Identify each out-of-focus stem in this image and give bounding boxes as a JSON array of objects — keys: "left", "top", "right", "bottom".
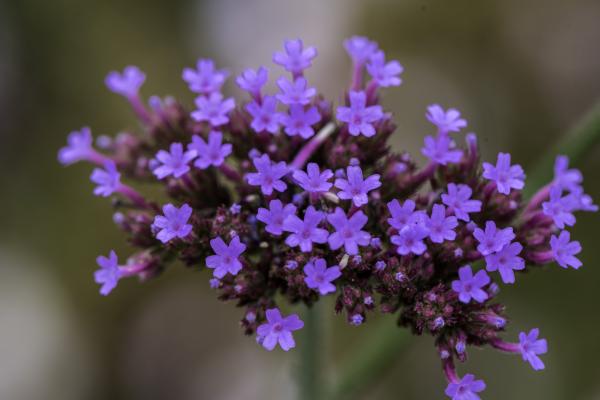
[
  {"left": 291, "top": 122, "right": 337, "bottom": 169},
  {"left": 298, "top": 303, "right": 322, "bottom": 400}
]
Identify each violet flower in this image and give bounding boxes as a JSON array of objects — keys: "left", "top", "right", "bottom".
[
  {"left": 206, "top": 235, "right": 247, "bottom": 278},
  {"left": 293, "top": 162, "right": 333, "bottom": 193},
  {"left": 246, "top": 96, "right": 281, "bottom": 134},
  {"left": 276, "top": 76, "right": 316, "bottom": 105},
  {"left": 421, "top": 134, "right": 463, "bottom": 165},
  {"left": 105, "top": 66, "right": 145, "bottom": 98},
  {"left": 542, "top": 185, "right": 577, "bottom": 229},
  {"left": 391, "top": 224, "right": 429, "bottom": 256},
  {"left": 445, "top": 374, "right": 486, "bottom": 400},
  {"left": 58, "top": 127, "right": 106, "bottom": 166},
  {"left": 257, "top": 199, "right": 297, "bottom": 236},
  {"left": 189, "top": 131, "right": 232, "bottom": 169},
  {"left": 485, "top": 242, "right": 525, "bottom": 284},
  {"left": 473, "top": 221, "right": 515, "bottom": 256},
  {"left": 152, "top": 203, "right": 193, "bottom": 243},
  {"left": 336, "top": 91, "right": 384, "bottom": 137},
  {"left": 327, "top": 208, "right": 371, "bottom": 255},
  {"left": 442, "top": 183, "right": 482, "bottom": 222},
  {"left": 550, "top": 230, "right": 582, "bottom": 269},
  {"left": 256, "top": 308, "right": 304, "bottom": 351},
  {"left": 518, "top": 329, "right": 548, "bottom": 371},
  {"left": 366, "top": 50, "right": 403, "bottom": 87},
  {"left": 191, "top": 93, "right": 235, "bottom": 126},
  {"left": 482, "top": 152, "right": 525, "bottom": 195},
  {"left": 246, "top": 154, "right": 288, "bottom": 195},
  {"left": 182, "top": 59, "right": 228, "bottom": 95},
  {"left": 282, "top": 206, "right": 328, "bottom": 252},
  {"left": 426, "top": 104, "right": 467, "bottom": 135},
  {"left": 272, "top": 39, "right": 317, "bottom": 77},
  {"left": 95, "top": 250, "right": 121, "bottom": 296},
  {"left": 425, "top": 204, "right": 458, "bottom": 243},
  {"left": 90, "top": 160, "right": 121, "bottom": 197},
  {"left": 153, "top": 143, "right": 197, "bottom": 179},
  {"left": 280, "top": 105, "right": 321, "bottom": 138},
  {"left": 335, "top": 166, "right": 381, "bottom": 207},
  {"left": 236, "top": 66, "right": 269, "bottom": 99},
  {"left": 553, "top": 155, "right": 582, "bottom": 192},
  {"left": 303, "top": 258, "right": 341, "bottom": 295},
  {"left": 344, "top": 36, "right": 378, "bottom": 65},
  {"left": 451, "top": 265, "right": 490, "bottom": 304}
]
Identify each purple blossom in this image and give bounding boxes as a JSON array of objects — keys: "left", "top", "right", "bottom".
[
  {"left": 451, "top": 265, "right": 490, "bottom": 304},
  {"left": 485, "top": 242, "right": 525, "bottom": 284},
  {"left": 426, "top": 104, "right": 467, "bottom": 135},
  {"left": 272, "top": 39, "right": 317, "bottom": 76},
  {"left": 518, "top": 328, "right": 548, "bottom": 371},
  {"left": 387, "top": 199, "right": 425, "bottom": 230},
  {"left": 152, "top": 203, "right": 193, "bottom": 243},
  {"left": 442, "top": 183, "right": 482, "bottom": 222},
  {"left": 58, "top": 127, "right": 103, "bottom": 165},
  {"left": 553, "top": 155, "right": 582, "bottom": 192},
  {"left": 327, "top": 208, "right": 371, "bottom": 255},
  {"left": 336, "top": 91, "right": 384, "bottom": 137},
  {"left": 482, "top": 152, "right": 525, "bottom": 195},
  {"left": 391, "top": 224, "right": 429, "bottom": 256},
  {"left": 335, "top": 166, "right": 381, "bottom": 207},
  {"left": 303, "top": 258, "right": 341, "bottom": 295},
  {"left": 366, "top": 50, "right": 403, "bottom": 87},
  {"left": 445, "top": 374, "right": 486, "bottom": 400},
  {"left": 153, "top": 142, "right": 197, "bottom": 179},
  {"left": 569, "top": 187, "right": 599, "bottom": 212},
  {"left": 206, "top": 235, "right": 247, "bottom": 278},
  {"left": 280, "top": 105, "right": 321, "bottom": 138},
  {"left": 91, "top": 160, "right": 121, "bottom": 197},
  {"left": 542, "top": 185, "right": 577, "bottom": 229},
  {"left": 95, "top": 250, "right": 121, "bottom": 296},
  {"left": 350, "top": 314, "right": 364, "bottom": 326},
  {"left": 256, "top": 308, "right": 304, "bottom": 351},
  {"left": 105, "top": 66, "right": 145, "bottom": 98},
  {"left": 236, "top": 66, "right": 269, "bottom": 98},
  {"left": 257, "top": 199, "right": 297, "bottom": 236},
  {"left": 189, "top": 131, "right": 232, "bottom": 169},
  {"left": 421, "top": 135, "right": 463, "bottom": 165},
  {"left": 293, "top": 162, "right": 333, "bottom": 193},
  {"left": 276, "top": 77, "right": 316, "bottom": 105},
  {"left": 182, "top": 59, "right": 228, "bottom": 95},
  {"left": 246, "top": 154, "right": 288, "bottom": 195},
  {"left": 473, "top": 221, "right": 515, "bottom": 256},
  {"left": 344, "top": 36, "right": 378, "bottom": 64},
  {"left": 245, "top": 96, "right": 281, "bottom": 134},
  {"left": 425, "top": 204, "right": 458, "bottom": 243},
  {"left": 191, "top": 93, "right": 235, "bottom": 127},
  {"left": 282, "top": 206, "right": 328, "bottom": 252},
  {"left": 550, "top": 230, "right": 582, "bottom": 269}
]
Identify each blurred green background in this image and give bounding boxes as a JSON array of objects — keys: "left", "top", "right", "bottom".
[{"left": 1, "top": 0, "right": 599, "bottom": 399}]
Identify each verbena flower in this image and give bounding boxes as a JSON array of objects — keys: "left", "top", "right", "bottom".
[
  {"left": 336, "top": 91, "right": 383, "bottom": 137},
  {"left": 451, "top": 265, "right": 490, "bottom": 304},
  {"left": 182, "top": 59, "right": 228, "bottom": 95},
  {"left": 95, "top": 250, "right": 121, "bottom": 296},
  {"left": 236, "top": 66, "right": 269, "bottom": 100},
  {"left": 421, "top": 134, "right": 463, "bottom": 165},
  {"left": 327, "top": 208, "right": 371, "bottom": 255},
  {"left": 344, "top": 36, "right": 378, "bottom": 65},
  {"left": 276, "top": 77, "right": 316, "bottom": 105},
  {"left": 58, "top": 127, "right": 106, "bottom": 166},
  {"left": 391, "top": 223, "right": 429, "bottom": 255},
  {"left": 257, "top": 199, "right": 297, "bottom": 236},
  {"left": 105, "top": 66, "right": 145, "bottom": 98},
  {"left": 91, "top": 160, "right": 121, "bottom": 197},
  {"left": 189, "top": 131, "right": 232, "bottom": 169},
  {"left": 550, "top": 230, "right": 582, "bottom": 269},
  {"left": 442, "top": 183, "right": 482, "bottom": 222},
  {"left": 303, "top": 258, "right": 341, "bottom": 295},
  {"left": 256, "top": 308, "right": 304, "bottom": 351},
  {"left": 246, "top": 96, "right": 281, "bottom": 134},
  {"left": 482, "top": 152, "right": 525, "bottom": 195},
  {"left": 542, "top": 185, "right": 577, "bottom": 229},
  {"left": 280, "top": 105, "right": 321, "bottom": 138},
  {"left": 272, "top": 39, "right": 317, "bottom": 77},
  {"left": 485, "top": 241, "right": 525, "bottom": 284},
  {"left": 246, "top": 154, "right": 288, "bottom": 195},
  {"left": 191, "top": 92, "right": 235, "bottom": 126},
  {"left": 282, "top": 206, "right": 328, "bottom": 252},
  {"left": 152, "top": 203, "right": 193, "bottom": 243},
  {"left": 153, "top": 142, "right": 197, "bottom": 179},
  {"left": 445, "top": 374, "right": 486, "bottom": 400},
  {"left": 426, "top": 104, "right": 467, "bottom": 135},
  {"left": 366, "top": 50, "right": 403, "bottom": 87},
  {"left": 335, "top": 166, "right": 381, "bottom": 207},
  {"left": 206, "top": 235, "right": 247, "bottom": 278},
  {"left": 292, "top": 163, "right": 333, "bottom": 193},
  {"left": 473, "top": 221, "right": 515, "bottom": 256},
  {"left": 518, "top": 329, "right": 548, "bottom": 371}
]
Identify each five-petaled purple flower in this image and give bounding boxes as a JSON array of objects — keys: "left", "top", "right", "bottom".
[
  {"left": 451, "top": 265, "right": 490, "bottom": 304},
  {"left": 485, "top": 242, "right": 525, "bottom": 284},
  {"left": 280, "top": 105, "right": 321, "bottom": 138},
  {"left": 303, "top": 258, "right": 341, "bottom": 295},
  {"left": 542, "top": 185, "right": 577, "bottom": 229},
  {"left": 473, "top": 221, "right": 515, "bottom": 256},
  {"left": 256, "top": 308, "right": 304, "bottom": 351},
  {"left": 387, "top": 199, "right": 424, "bottom": 230},
  {"left": 191, "top": 93, "right": 235, "bottom": 126},
  {"left": 483, "top": 152, "right": 525, "bottom": 195},
  {"left": 257, "top": 199, "right": 297, "bottom": 236},
  {"left": 152, "top": 203, "right": 193, "bottom": 243},
  {"left": 425, "top": 204, "right": 458, "bottom": 243},
  {"left": 182, "top": 59, "right": 228, "bottom": 95},
  {"left": 335, "top": 166, "right": 381, "bottom": 207},
  {"left": 95, "top": 250, "right": 121, "bottom": 296},
  {"left": 327, "top": 208, "right": 371, "bottom": 255},
  {"left": 553, "top": 155, "right": 582, "bottom": 192},
  {"left": 153, "top": 142, "right": 197, "bottom": 179},
  {"left": 273, "top": 39, "right": 317, "bottom": 77},
  {"left": 518, "top": 328, "right": 547, "bottom": 371},
  {"left": 421, "top": 134, "right": 463, "bottom": 165},
  {"left": 246, "top": 96, "right": 281, "bottom": 134},
  {"left": 58, "top": 127, "right": 105, "bottom": 166},
  {"left": 206, "top": 235, "right": 247, "bottom": 278},
  {"left": 366, "top": 50, "right": 403, "bottom": 87},
  {"left": 276, "top": 77, "right": 316, "bottom": 105},
  {"left": 105, "top": 66, "right": 145, "bottom": 98},
  {"left": 550, "top": 230, "right": 582, "bottom": 269},
  {"left": 344, "top": 36, "right": 378, "bottom": 65},
  {"left": 189, "top": 131, "right": 232, "bottom": 169},
  {"left": 445, "top": 374, "right": 486, "bottom": 400},
  {"left": 293, "top": 162, "right": 333, "bottom": 193},
  {"left": 236, "top": 66, "right": 269, "bottom": 100},
  {"left": 426, "top": 104, "right": 467, "bottom": 135},
  {"left": 246, "top": 154, "right": 288, "bottom": 195},
  {"left": 282, "top": 206, "right": 328, "bottom": 252},
  {"left": 442, "top": 183, "right": 482, "bottom": 222},
  {"left": 391, "top": 224, "right": 429, "bottom": 256},
  {"left": 336, "top": 91, "right": 384, "bottom": 137},
  {"left": 91, "top": 160, "right": 121, "bottom": 197}
]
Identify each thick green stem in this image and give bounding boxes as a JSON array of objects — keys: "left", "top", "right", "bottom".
[{"left": 298, "top": 304, "right": 322, "bottom": 400}]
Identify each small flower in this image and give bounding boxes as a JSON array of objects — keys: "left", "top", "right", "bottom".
[
  {"left": 293, "top": 162, "right": 333, "bottom": 193},
  {"left": 451, "top": 265, "right": 490, "bottom": 304},
  {"left": 285, "top": 260, "right": 298, "bottom": 270},
  {"left": 206, "top": 235, "right": 247, "bottom": 278},
  {"left": 485, "top": 242, "right": 525, "bottom": 284},
  {"left": 182, "top": 59, "right": 228, "bottom": 95},
  {"left": 366, "top": 50, "right": 403, "bottom": 87},
  {"left": 445, "top": 374, "right": 486, "bottom": 400},
  {"left": 257, "top": 199, "right": 297, "bottom": 236},
  {"left": 191, "top": 93, "right": 235, "bottom": 127},
  {"left": 327, "top": 208, "right": 371, "bottom": 255},
  {"left": 395, "top": 271, "right": 405, "bottom": 281},
  {"left": 246, "top": 154, "right": 288, "bottom": 195},
  {"left": 425, "top": 204, "right": 458, "bottom": 243},
  {"left": 256, "top": 308, "right": 304, "bottom": 351},
  {"left": 245, "top": 96, "right": 281, "bottom": 134},
  {"left": 276, "top": 77, "right": 316, "bottom": 105},
  {"left": 426, "top": 104, "right": 467, "bottom": 135},
  {"left": 542, "top": 185, "right": 578, "bottom": 229},
  {"left": 387, "top": 199, "right": 425, "bottom": 230},
  {"left": 58, "top": 127, "right": 97, "bottom": 165},
  {"left": 303, "top": 258, "right": 341, "bottom": 295},
  {"left": 335, "top": 166, "right": 381, "bottom": 207},
  {"left": 229, "top": 203, "right": 241, "bottom": 214},
  {"left": 272, "top": 39, "right": 317, "bottom": 76},
  {"left": 473, "top": 221, "right": 515, "bottom": 256},
  {"left": 95, "top": 250, "right": 121, "bottom": 296},
  {"left": 236, "top": 66, "right": 269, "bottom": 98},
  {"left": 189, "top": 131, "right": 232, "bottom": 169},
  {"left": 105, "top": 66, "right": 145, "bottom": 97},
  {"left": 282, "top": 206, "right": 329, "bottom": 252},
  {"left": 336, "top": 91, "right": 384, "bottom": 137},
  {"left": 344, "top": 36, "right": 378, "bottom": 64},
  {"left": 569, "top": 187, "right": 598, "bottom": 212},
  {"left": 553, "top": 155, "right": 582, "bottom": 192},
  {"left": 350, "top": 314, "right": 364, "bottom": 326},
  {"left": 152, "top": 203, "right": 193, "bottom": 243},
  {"left": 391, "top": 224, "right": 429, "bottom": 256},
  {"left": 280, "top": 105, "right": 321, "bottom": 138},
  {"left": 518, "top": 328, "right": 548, "bottom": 371},
  {"left": 550, "top": 230, "right": 582, "bottom": 269},
  {"left": 482, "top": 152, "right": 525, "bottom": 195},
  {"left": 441, "top": 183, "right": 482, "bottom": 222},
  {"left": 152, "top": 142, "right": 197, "bottom": 179},
  {"left": 91, "top": 160, "right": 121, "bottom": 197},
  {"left": 421, "top": 135, "right": 463, "bottom": 165},
  {"left": 209, "top": 278, "right": 220, "bottom": 289}
]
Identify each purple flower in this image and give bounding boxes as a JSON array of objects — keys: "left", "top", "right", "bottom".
[
  {"left": 95, "top": 250, "right": 121, "bottom": 296},
  {"left": 569, "top": 187, "right": 598, "bottom": 212},
  {"left": 245, "top": 96, "right": 281, "bottom": 134},
  {"left": 553, "top": 155, "right": 582, "bottom": 192},
  {"left": 391, "top": 224, "right": 429, "bottom": 256},
  {"left": 387, "top": 199, "right": 425, "bottom": 230},
  {"left": 105, "top": 66, "right": 145, "bottom": 98},
  {"left": 257, "top": 199, "right": 297, "bottom": 236},
  {"left": 152, "top": 203, "right": 193, "bottom": 243},
  {"left": 336, "top": 91, "right": 383, "bottom": 137},
  {"left": 426, "top": 104, "right": 467, "bottom": 135},
  {"left": 236, "top": 66, "right": 269, "bottom": 99},
  {"left": 280, "top": 105, "right": 321, "bottom": 138},
  {"left": 485, "top": 242, "right": 525, "bottom": 284},
  {"left": 91, "top": 160, "right": 121, "bottom": 197},
  {"left": 327, "top": 208, "right": 371, "bottom": 255},
  {"left": 282, "top": 206, "right": 329, "bottom": 252},
  {"left": 425, "top": 204, "right": 458, "bottom": 243},
  {"left": 542, "top": 185, "right": 578, "bottom": 229},
  {"left": 442, "top": 183, "right": 482, "bottom": 222},
  {"left": 256, "top": 308, "right": 304, "bottom": 351},
  {"left": 473, "top": 221, "right": 515, "bottom": 256},
  {"left": 366, "top": 50, "right": 403, "bottom": 87},
  {"left": 350, "top": 314, "right": 364, "bottom": 326},
  {"left": 344, "top": 36, "right": 378, "bottom": 64},
  {"left": 451, "top": 265, "right": 490, "bottom": 304},
  {"left": 293, "top": 162, "right": 333, "bottom": 193},
  {"left": 276, "top": 77, "right": 316, "bottom": 105},
  {"left": 303, "top": 258, "right": 341, "bottom": 295},
  {"left": 445, "top": 374, "right": 486, "bottom": 400},
  {"left": 182, "top": 59, "right": 228, "bottom": 95},
  {"left": 191, "top": 93, "right": 235, "bottom": 127},
  {"left": 273, "top": 39, "right": 317, "bottom": 76},
  {"left": 518, "top": 328, "right": 548, "bottom": 371},
  {"left": 189, "top": 131, "right": 232, "bottom": 169},
  {"left": 206, "top": 235, "right": 247, "bottom": 278},
  {"left": 550, "top": 230, "right": 582, "bottom": 269},
  {"left": 153, "top": 142, "right": 197, "bottom": 179},
  {"left": 483, "top": 152, "right": 525, "bottom": 195},
  {"left": 58, "top": 127, "right": 103, "bottom": 165},
  {"left": 335, "top": 166, "right": 381, "bottom": 207},
  {"left": 421, "top": 135, "right": 463, "bottom": 165},
  {"left": 246, "top": 154, "right": 288, "bottom": 195}
]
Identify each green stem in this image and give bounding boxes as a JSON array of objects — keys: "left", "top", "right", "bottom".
[{"left": 298, "top": 304, "right": 322, "bottom": 400}]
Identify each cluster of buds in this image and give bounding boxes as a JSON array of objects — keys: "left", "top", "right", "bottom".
[{"left": 58, "top": 36, "right": 596, "bottom": 399}]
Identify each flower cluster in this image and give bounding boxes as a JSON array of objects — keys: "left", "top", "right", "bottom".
[{"left": 59, "top": 36, "right": 596, "bottom": 398}]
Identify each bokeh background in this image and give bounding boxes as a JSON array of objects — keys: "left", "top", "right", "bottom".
[{"left": 1, "top": 0, "right": 600, "bottom": 399}]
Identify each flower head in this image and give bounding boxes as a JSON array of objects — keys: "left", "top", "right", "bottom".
[
  {"left": 293, "top": 162, "right": 333, "bottom": 193},
  {"left": 153, "top": 142, "right": 197, "bottom": 179},
  {"left": 282, "top": 206, "right": 328, "bottom": 252},
  {"left": 246, "top": 96, "right": 281, "bottom": 134},
  {"left": 335, "top": 166, "right": 381, "bottom": 207},
  {"left": 105, "top": 66, "right": 145, "bottom": 98},
  {"left": 518, "top": 328, "right": 548, "bottom": 371},
  {"left": 206, "top": 235, "right": 247, "bottom": 278},
  {"left": 281, "top": 105, "right": 321, "bottom": 138},
  {"left": 550, "top": 230, "right": 582, "bottom": 269},
  {"left": 421, "top": 134, "right": 463, "bottom": 165},
  {"left": 257, "top": 199, "right": 297, "bottom": 236},
  {"left": 327, "top": 208, "right": 371, "bottom": 255},
  {"left": 425, "top": 204, "right": 458, "bottom": 243},
  {"left": 336, "top": 91, "right": 384, "bottom": 137},
  {"left": 276, "top": 77, "right": 316, "bottom": 105},
  {"left": 58, "top": 127, "right": 97, "bottom": 165},
  {"left": 483, "top": 153, "right": 525, "bottom": 195},
  {"left": 189, "top": 131, "right": 232, "bottom": 169},
  {"left": 445, "top": 374, "right": 486, "bottom": 400},
  {"left": 426, "top": 104, "right": 467, "bottom": 135},
  {"left": 473, "top": 221, "right": 515, "bottom": 256},
  {"left": 542, "top": 185, "right": 578, "bottom": 229},
  {"left": 442, "top": 183, "right": 482, "bottom": 222},
  {"left": 366, "top": 50, "right": 403, "bottom": 87},
  {"left": 303, "top": 258, "right": 341, "bottom": 295},
  {"left": 485, "top": 242, "right": 525, "bottom": 284},
  {"left": 272, "top": 39, "right": 317, "bottom": 76},
  {"left": 246, "top": 154, "right": 288, "bottom": 195},
  {"left": 91, "top": 160, "right": 121, "bottom": 197},
  {"left": 236, "top": 66, "right": 269, "bottom": 98},
  {"left": 152, "top": 203, "right": 193, "bottom": 243},
  {"left": 256, "top": 308, "right": 304, "bottom": 351},
  {"left": 182, "top": 59, "right": 228, "bottom": 95},
  {"left": 191, "top": 93, "right": 235, "bottom": 126},
  {"left": 95, "top": 250, "right": 121, "bottom": 296},
  {"left": 344, "top": 36, "right": 378, "bottom": 64},
  {"left": 451, "top": 265, "right": 490, "bottom": 304}
]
